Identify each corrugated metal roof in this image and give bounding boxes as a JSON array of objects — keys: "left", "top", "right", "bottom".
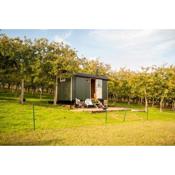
[{"left": 74, "top": 73, "right": 109, "bottom": 80}]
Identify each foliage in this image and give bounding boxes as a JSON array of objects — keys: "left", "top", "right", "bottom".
[
  {"left": 108, "top": 66, "right": 175, "bottom": 111},
  {"left": 0, "top": 34, "right": 175, "bottom": 110}
]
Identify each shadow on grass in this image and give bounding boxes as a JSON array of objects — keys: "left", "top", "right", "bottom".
[
  {"left": 26, "top": 101, "right": 65, "bottom": 109},
  {"left": 0, "top": 138, "right": 65, "bottom": 146},
  {"left": 0, "top": 96, "right": 59, "bottom": 109},
  {"left": 0, "top": 97, "right": 17, "bottom": 101}
]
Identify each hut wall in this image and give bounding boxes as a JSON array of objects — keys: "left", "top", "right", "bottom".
[
  {"left": 58, "top": 78, "right": 71, "bottom": 101},
  {"left": 74, "top": 77, "right": 91, "bottom": 100}
]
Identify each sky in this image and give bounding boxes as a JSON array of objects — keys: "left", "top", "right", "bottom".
[{"left": 1, "top": 29, "right": 175, "bottom": 70}]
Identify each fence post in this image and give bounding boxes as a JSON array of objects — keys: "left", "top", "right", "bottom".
[
  {"left": 32, "top": 104, "right": 35, "bottom": 130},
  {"left": 105, "top": 108, "right": 108, "bottom": 124}
]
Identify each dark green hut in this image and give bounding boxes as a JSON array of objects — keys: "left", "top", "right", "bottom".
[{"left": 58, "top": 73, "right": 108, "bottom": 104}]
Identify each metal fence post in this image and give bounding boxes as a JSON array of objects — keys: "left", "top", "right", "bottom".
[{"left": 105, "top": 109, "right": 107, "bottom": 124}]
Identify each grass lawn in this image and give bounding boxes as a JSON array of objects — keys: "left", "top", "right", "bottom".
[{"left": 0, "top": 91, "right": 175, "bottom": 145}]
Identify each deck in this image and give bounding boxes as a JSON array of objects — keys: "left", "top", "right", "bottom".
[{"left": 72, "top": 107, "right": 130, "bottom": 113}]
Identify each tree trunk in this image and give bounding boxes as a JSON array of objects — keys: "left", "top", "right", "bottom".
[
  {"left": 160, "top": 97, "right": 164, "bottom": 112},
  {"left": 20, "top": 79, "right": 24, "bottom": 104},
  {"left": 152, "top": 98, "right": 155, "bottom": 107},
  {"left": 15, "top": 84, "right": 19, "bottom": 97},
  {"left": 128, "top": 96, "right": 131, "bottom": 105},
  {"left": 27, "top": 87, "right": 30, "bottom": 93},
  {"left": 145, "top": 96, "right": 148, "bottom": 112},
  {"left": 172, "top": 100, "right": 175, "bottom": 111},
  {"left": 40, "top": 87, "right": 43, "bottom": 100},
  {"left": 32, "top": 88, "right": 35, "bottom": 95},
  {"left": 143, "top": 88, "right": 148, "bottom": 112},
  {"left": 11, "top": 85, "right": 14, "bottom": 93},
  {"left": 2, "top": 83, "right": 5, "bottom": 90},
  {"left": 8, "top": 83, "right": 11, "bottom": 89},
  {"left": 53, "top": 76, "right": 58, "bottom": 105}
]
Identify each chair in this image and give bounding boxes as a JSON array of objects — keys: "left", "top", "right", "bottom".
[
  {"left": 75, "top": 98, "right": 84, "bottom": 108},
  {"left": 85, "top": 98, "right": 95, "bottom": 108}
]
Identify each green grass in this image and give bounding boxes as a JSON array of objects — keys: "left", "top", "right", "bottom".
[{"left": 0, "top": 91, "right": 175, "bottom": 145}]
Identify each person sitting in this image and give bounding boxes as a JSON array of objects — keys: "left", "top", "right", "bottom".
[{"left": 96, "top": 100, "right": 105, "bottom": 109}]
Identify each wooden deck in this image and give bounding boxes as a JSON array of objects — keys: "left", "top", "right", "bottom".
[{"left": 72, "top": 107, "right": 130, "bottom": 113}]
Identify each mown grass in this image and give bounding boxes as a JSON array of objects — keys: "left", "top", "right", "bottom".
[{"left": 0, "top": 91, "right": 175, "bottom": 145}]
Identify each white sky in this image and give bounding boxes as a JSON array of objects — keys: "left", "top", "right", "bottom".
[{"left": 87, "top": 30, "right": 175, "bottom": 70}]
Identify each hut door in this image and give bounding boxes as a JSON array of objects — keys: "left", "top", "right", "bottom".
[
  {"left": 96, "top": 79, "right": 102, "bottom": 99},
  {"left": 91, "top": 79, "right": 96, "bottom": 98}
]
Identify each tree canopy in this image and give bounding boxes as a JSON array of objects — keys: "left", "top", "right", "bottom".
[{"left": 0, "top": 34, "right": 175, "bottom": 111}]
